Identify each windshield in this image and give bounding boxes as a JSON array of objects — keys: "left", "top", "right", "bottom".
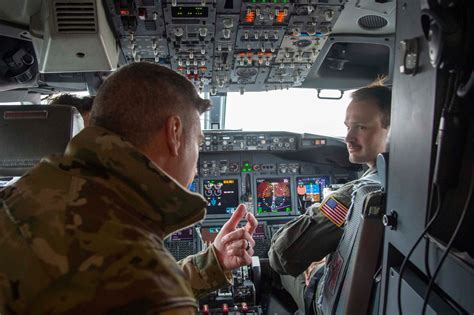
[{"left": 225, "top": 89, "right": 352, "bottom": 138}]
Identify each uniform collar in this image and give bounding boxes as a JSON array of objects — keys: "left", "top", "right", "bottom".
[
  {"left": 362, "top": 166, "right": 377, "bottom": 177},
  {"left": 46, "top": 126, "right": 207, "bottom": 238}
]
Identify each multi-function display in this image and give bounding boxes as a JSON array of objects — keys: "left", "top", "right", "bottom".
[
  {"left": 256, "top": 177, "right": 292, "bottom": 215},
  {"left": 202, "top": 179, "right": 240, "bottom": 216}
]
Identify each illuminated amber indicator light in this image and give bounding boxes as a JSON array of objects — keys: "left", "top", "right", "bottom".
[
  {"left": 223, "top": 180, "right": 235, "bottom": 184},
  {"left": 276, "top": 10, "right": 286, "bottom": 23},
  {"left": 245, "top": 9, "right": 256, "bottom": 23}
]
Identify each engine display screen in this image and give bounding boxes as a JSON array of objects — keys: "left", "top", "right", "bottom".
[
  {"left": 170, "top": 227, "right": 194, "bottom": 241},
  {"left": 256, "top": 177, "right": 292, "bottom": 215},
  {"left": 203, "top": 179, "right": 239, "bottom": 216},
  {"left": 296, "top": 176, "right": 330, "bottom": 213}
]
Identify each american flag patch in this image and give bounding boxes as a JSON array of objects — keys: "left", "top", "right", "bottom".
[{"left": 320, "top": 196, "right": 348, "bottom": 227}]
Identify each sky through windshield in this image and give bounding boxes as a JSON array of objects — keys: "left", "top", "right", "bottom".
[{"left": 225, "top": 89, "right": 353, "bottom": 138}]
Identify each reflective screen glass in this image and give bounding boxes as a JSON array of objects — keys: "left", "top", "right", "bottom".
[
  {"left": 256, "top": 177, "right": 292, "bottom": 215},
  {"left": 202, "top": 179, "right": 239, "bottom": 215}
]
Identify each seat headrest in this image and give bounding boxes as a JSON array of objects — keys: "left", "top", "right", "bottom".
[
  {"left": 0, "top": 105, "right": 84, "bottom": 176},
  {"left": 376, "top": 152, "right": 389, "bottom": 190}
]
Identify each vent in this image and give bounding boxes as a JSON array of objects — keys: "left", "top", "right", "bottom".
[
  {"left": 54, "top": 1, "right": 97, "bottom": 33},
  {"left": 358, "top": 15, "right": 388, "bottom": 30}
]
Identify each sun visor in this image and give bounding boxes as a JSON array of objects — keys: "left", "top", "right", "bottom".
[{"left": 301, "top": 35, "right": 394, "bottom": 90}]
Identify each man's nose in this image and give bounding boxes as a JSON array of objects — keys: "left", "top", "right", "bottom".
[{"left": 345, "top": 128, "right": 355, "bottom": 143}]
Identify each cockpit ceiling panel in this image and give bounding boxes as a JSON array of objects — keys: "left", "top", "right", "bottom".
[{"left": 0, "top": 0, "right": 395, "bottom": 93}]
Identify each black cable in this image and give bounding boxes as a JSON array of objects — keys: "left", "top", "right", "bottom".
[
  {"left": 423, "top": 184, "right": 441, "bottom": 279},
  {"left": 457, "top": 71, "right": 474, "bottom": 98},
  {"left": 423, "top": 71, "right": 457, "bottom": 279},
  {"left": 421, "top": 180, "right": 473, "bottom": 314},
  {"left": 396, "top": 184, "right": 443, "bottom": 315}
]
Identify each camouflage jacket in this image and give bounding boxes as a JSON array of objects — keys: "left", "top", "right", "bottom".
[
  {"left": 268, "top": 168, "right": 379, "bottom": 277},
  {"left": 0, "top": 126, "right": 232, "bottom": 315}
]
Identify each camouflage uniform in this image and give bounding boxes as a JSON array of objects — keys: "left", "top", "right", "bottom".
[
  {"left": 0, "top": 126, "right": 232, "bottom": 315},
  {"left": 268, "top": 168, "right": 378, "bottom": 311}
]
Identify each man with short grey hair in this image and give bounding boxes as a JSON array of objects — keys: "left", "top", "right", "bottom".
[{"left": 0, "top": 62, "right": 257, "bottom": 314}]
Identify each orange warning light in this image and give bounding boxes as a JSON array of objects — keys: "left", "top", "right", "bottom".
[
  {"left": 276, "top": 10, "right": 286, "bottom": 23},
  {"left": 245, "top": 10, "right": 256, "bottom": 23}
]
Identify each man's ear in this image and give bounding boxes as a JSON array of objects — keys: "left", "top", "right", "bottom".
[{"left": 165, "top": 115, "right": 183, "bottom": 157}]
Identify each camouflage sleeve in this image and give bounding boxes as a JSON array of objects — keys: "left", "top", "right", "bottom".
[
  {"left": 268, "top": 184, "right": 353, "bottom": 277},
  {"left": 178, "top": 244, "right": 233, "bottom": 299}
]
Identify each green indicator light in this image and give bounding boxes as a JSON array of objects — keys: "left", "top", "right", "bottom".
[
  {"left": 243, "top": 169, "right": 247, "bottom": 172},
  {"left": 245, "top": 163, "right": 249, "bottom": 166},
  {"left": 247, "top": 168, "right": 252, "bottom": 172}
]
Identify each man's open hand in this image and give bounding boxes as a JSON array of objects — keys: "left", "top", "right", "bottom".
[{"left": 213, "top": 204, "right": 258, "bottom": 271}]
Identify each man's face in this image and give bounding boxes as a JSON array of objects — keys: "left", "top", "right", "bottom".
[
  {"left": 344, "top": 100, "right": 389, "bottom": 167},
  {"left": 175, "top": 109, "right": 203, "bottom": 187}
]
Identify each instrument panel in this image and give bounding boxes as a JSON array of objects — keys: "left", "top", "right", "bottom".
[
  {"left": 165, "top": 130, "right": 357, "bottom": 258},
  {"left": 162, "top": 130, "right": 357, "bottom": 313},
  {"left": 105, "top": 0, "right": 344, "bottom": 94}
]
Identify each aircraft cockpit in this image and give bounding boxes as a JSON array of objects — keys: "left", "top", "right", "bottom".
[{"left": 0, "top": 0, "right": 472, "bottom": 314}]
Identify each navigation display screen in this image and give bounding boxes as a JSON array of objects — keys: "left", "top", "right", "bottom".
[
  {"left": 296, "top": 176, "right": 330, "bottom": 213},
  {"left": 256, "top": 177, "right": 292, "bottom": 215},
  {"left": 202, "top": 179, "right": 239, "bottom": 216},
  {"left": 170, "top": 227, "right": 194, "bottom": 241}
]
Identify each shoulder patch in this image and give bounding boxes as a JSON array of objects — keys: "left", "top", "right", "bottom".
[{"left": 320, "top": 196, "right": 348, "bottom": 227}]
